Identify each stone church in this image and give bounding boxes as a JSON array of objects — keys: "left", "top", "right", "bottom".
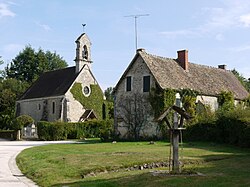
[{"left": 16, "top": 33, "right": 103, "bottom": 122}]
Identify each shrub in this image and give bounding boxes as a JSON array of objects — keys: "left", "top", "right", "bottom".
[
  {"left": 37, "top": 119, "right": 114, "bottom": 141},
  {"left": 14, "top": 115, "right": 34, "bottom": 130},
  {"left": 185, "top": 107, "right": 250, "bottom": 147}
]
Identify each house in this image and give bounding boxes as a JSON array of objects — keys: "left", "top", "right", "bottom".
[
  {"left": 16, "top": 33, "right": 104, "bottom": 122},
  {"left": 113, "top": 49, "right": 249, "bottom": 139}
]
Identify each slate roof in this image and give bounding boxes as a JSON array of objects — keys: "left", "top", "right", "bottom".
[
  {"left": 116, "top": 50, "right": 249, "bottom": 100},
  {"left": 19, "top": 67, "right": 79, "bottom": 100}
]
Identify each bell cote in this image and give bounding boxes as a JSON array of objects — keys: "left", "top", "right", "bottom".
[{"left": 74, "top": 33, "right": 92, "bottom": 73}]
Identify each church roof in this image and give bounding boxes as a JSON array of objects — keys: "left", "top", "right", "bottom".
[
  {"left": 19, "top": 67, "right": 79, "bottom": 100},
  {"left": 115, "top": 50, "right": 249, "bottom": 100}
]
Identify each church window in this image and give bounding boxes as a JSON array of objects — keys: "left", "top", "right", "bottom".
[
  {"left": 126, "top": 76, "right": 132, "bottom": 92},
  {"left": 38, "top": 104, "right": 41, "bottom": 110},
  {"left": 83, "top": 86, "right": 90, "bottom": 96},
  {"left": 52, "top": 102, "right": 55, "bottom": 114},
  {"left": 143, "top": 75, "right": 150, "bottom": 92}
]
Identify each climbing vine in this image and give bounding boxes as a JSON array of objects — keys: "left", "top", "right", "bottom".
[
  {"left": 149, "top": 86, "right": 176, "bottom": 135},
  {"left": 70, "top": 83, "right": 104, "bottom": 119},
  {"left": 218, "top": 91, "right": 234, "bottom": 111},
  {"left": 179, "top": 89, "right": 199, "bottom": 119}
]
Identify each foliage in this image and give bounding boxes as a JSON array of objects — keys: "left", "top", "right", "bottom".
[
  {"left": 0, "top": 56, "right": 4, "bottom": 79},
  {"left": 104, "top": 87, "right": 114, "bottom": 102},
  {"left": 217, "top": 91, "right": 235, "bottom": 111},
  {"left": 14, "top": 115, "right": 34, "bottom": 130},
  {"left": 37, "top": 119, "right": 113, "bottom": 141},
  {"left": 5, "top": 45, "right": 68, "bottom": 83},
  {"left": 103, "top": 100, "right": 114, "bottom": 119},
  {"left": 232, "top": 69, "right": 250, "bottom": 92},
  {"left": 0, "top": 78, "right": 29, "bottom": 129},
  {"left": 70, "top": 83, "right": 104, "bottom": 119},
  {"left": 185, "top": 107, "right": 250, "bottom": 147},
  {"left": 149, "top": 87, "right": 176, "bottom": 136},
  {"left": 243, "top": 95, "right": 250, "bottom": 108},
  {"left": 17, "top": 141, "right": 250, "bottom": 187}
]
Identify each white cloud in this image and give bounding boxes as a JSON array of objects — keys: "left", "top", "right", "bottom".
[
  {"left": 160, "top": 29, "right": 199, "bottom": 38},
  {"left": 239, "top": 14, "right": 250, "bottom": 27},
  {"left": 0, "top": 3, "right": 15, "bottom": 18},
  {"left": 160, "top": 0, "right": 250, "bottom": 39},
  {"left": 35, "top": 22, "right": 52, "bottom": 31}
]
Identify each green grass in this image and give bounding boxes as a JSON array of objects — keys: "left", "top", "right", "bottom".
[{"left": 16, "top": 140, "right": 250, "bottom": 187}]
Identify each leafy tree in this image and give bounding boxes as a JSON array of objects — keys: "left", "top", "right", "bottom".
[
  {"left": 5, "top": 45, "right": 68, "bottom": 83},
  {"left": 0, "top": 56, "right": 4, "bottom": 79},
  {"left": 232, "top": 69, "right": 250, "bottom": 92},
  {"left": 104, "top": 87, "right": 114, "bottom": 102},
  {"left": 0, "top": 79, "right": 29, "bottom": 129}
]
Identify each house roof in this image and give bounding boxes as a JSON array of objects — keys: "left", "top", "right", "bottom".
[
  {"left": 115, "top": 50, "right": 249, "bottom": 100},
  {"left": 19, "top": 67, "right": 79, "bottom": 100}
]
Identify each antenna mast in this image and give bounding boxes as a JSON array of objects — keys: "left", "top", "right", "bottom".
[{"left": 125, "top": 14, "right": 149, "bottom": 51}]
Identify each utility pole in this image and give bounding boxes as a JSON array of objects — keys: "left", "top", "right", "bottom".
[{"left": 125, "top": 14, "right": 149, "bottom": 51}]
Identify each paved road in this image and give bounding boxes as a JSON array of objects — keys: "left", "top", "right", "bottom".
[{"left": 0, "top": 139, "right": 75, "bottom": 187}]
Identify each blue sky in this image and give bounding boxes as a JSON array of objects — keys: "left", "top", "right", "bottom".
[{"left": 1, "top": 0, "right": 250, "bottom": 89}]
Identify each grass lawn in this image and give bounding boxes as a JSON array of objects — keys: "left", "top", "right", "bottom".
[{"left": 16, "top": 140, "right": 250, "bottom": 187}]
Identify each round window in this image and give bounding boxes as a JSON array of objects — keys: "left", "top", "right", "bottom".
[{"left": 83, "top": 86, "right": 90, "bottom": 95}]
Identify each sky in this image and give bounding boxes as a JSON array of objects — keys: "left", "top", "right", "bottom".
[{"left": 1, "top": 0, "right": 250, "bottom": 90}]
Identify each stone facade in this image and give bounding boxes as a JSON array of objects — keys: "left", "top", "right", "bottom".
[
  {"left": 114, "top": 55, "right": 160, "bottom": 139},
  {"left": 17, "top": 33, "right": 102, "bottom": 123}
]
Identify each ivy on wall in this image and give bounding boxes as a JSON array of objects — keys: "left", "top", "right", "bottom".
[
  {"left": 70, "top": 83, "right": 104, "bottom": 119},
  {"left": 218, "top": 91, "right": 235, "bottom": 111},
  {"left": 149, "top": 87, "right": 176, "bottom": 135},
  {"left": 179, "top": 89, "right": 199, "bottom": 120}
]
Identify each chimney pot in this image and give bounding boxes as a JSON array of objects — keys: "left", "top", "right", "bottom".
[
  {"left": 136, "top": 48, "right": 145, "bottom": 53},
  {"left": 218, "top": 64, "right": 226, "bottom": 70},
  {"left": 177, "top": 49, "right": 188, "bottom": 70}
]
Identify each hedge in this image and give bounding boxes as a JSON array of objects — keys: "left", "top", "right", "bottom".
[
  {"left": 37, "top": 119, "right": 113, "bottom": 141},
  {"left": 185, "top": 108, "right": 250, "bottom": 147}
]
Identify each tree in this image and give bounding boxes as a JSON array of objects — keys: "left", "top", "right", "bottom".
[
  {"left": 0, "top": 56, "right": 4, "bottom": 79},
  {"left": 232, "top": 69, "right": 250, "bottom": 92},
  {"left": 0, "top": 78, "right": 29, "bottom": 129},
  {"left": 104, "top": 87, "right": 114, "bottom": 102},
  {"left": 5, "top": 45, "right": 68, "bottom": 83}
]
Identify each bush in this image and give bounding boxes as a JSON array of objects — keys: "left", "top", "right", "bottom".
[
  {"left": 37, "top": 119, "right": 114, "bottom": 141},
  {"left": 14, "top": 115, "right": 34, "bottom": 130},
  {"left": 185, "top": 107, "right": 250, "bottom": 147}
]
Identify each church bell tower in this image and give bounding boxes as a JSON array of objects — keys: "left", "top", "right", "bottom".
[{"left": 74, "top": 33, "right": 92, "bottom": 73}]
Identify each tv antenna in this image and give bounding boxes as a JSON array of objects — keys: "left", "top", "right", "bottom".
[
  {"left": 125, "top": 14, "right": 149, "bottom": 51},
  {"left": 82, "top": 23, "right": 86, "bottom": 32}
]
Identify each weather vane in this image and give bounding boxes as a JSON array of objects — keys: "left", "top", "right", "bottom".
[
  {"left": 125, "top": 14, "right": 149, "bottom": 51},
  {"left": 82, "top": 24, "right": 86, "bottom": 33}
]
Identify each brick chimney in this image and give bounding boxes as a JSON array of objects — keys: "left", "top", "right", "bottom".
[
  {"left": 177, "top": 50, "right": 188, "bottom": 70},
  {"left": 218, "top": 64, "right": 226, "bottom": 70}
]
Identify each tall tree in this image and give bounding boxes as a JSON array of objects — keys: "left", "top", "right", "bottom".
[
  {"left": 232, "top": 69, "right": 250, "bottom": 92},
  {"left": 104, "top": 87, "right": 114, "bottom": 102},
  {"left": 0, "top": 56, "right": 4, "bottom": 79},
  {"left": 5, "top": 45, "right": 68, "bottom": 83},
  {"left": 0, "top": 78, "right": 29, "bottom": 129}
]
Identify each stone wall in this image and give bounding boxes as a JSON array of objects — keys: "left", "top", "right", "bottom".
[
  {"left": 65, "top": 65, "right": 100, "bottom": 122},
  {"left": 17, "top": 96, "right": 64, "bottom": 122},
  {"left": 114, "top": 56, "right": 160, "bottom": 139}
]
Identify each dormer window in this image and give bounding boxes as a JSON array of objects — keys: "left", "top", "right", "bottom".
[{"left": 82, "top": 45, "right": 88, "bottom": 60}]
